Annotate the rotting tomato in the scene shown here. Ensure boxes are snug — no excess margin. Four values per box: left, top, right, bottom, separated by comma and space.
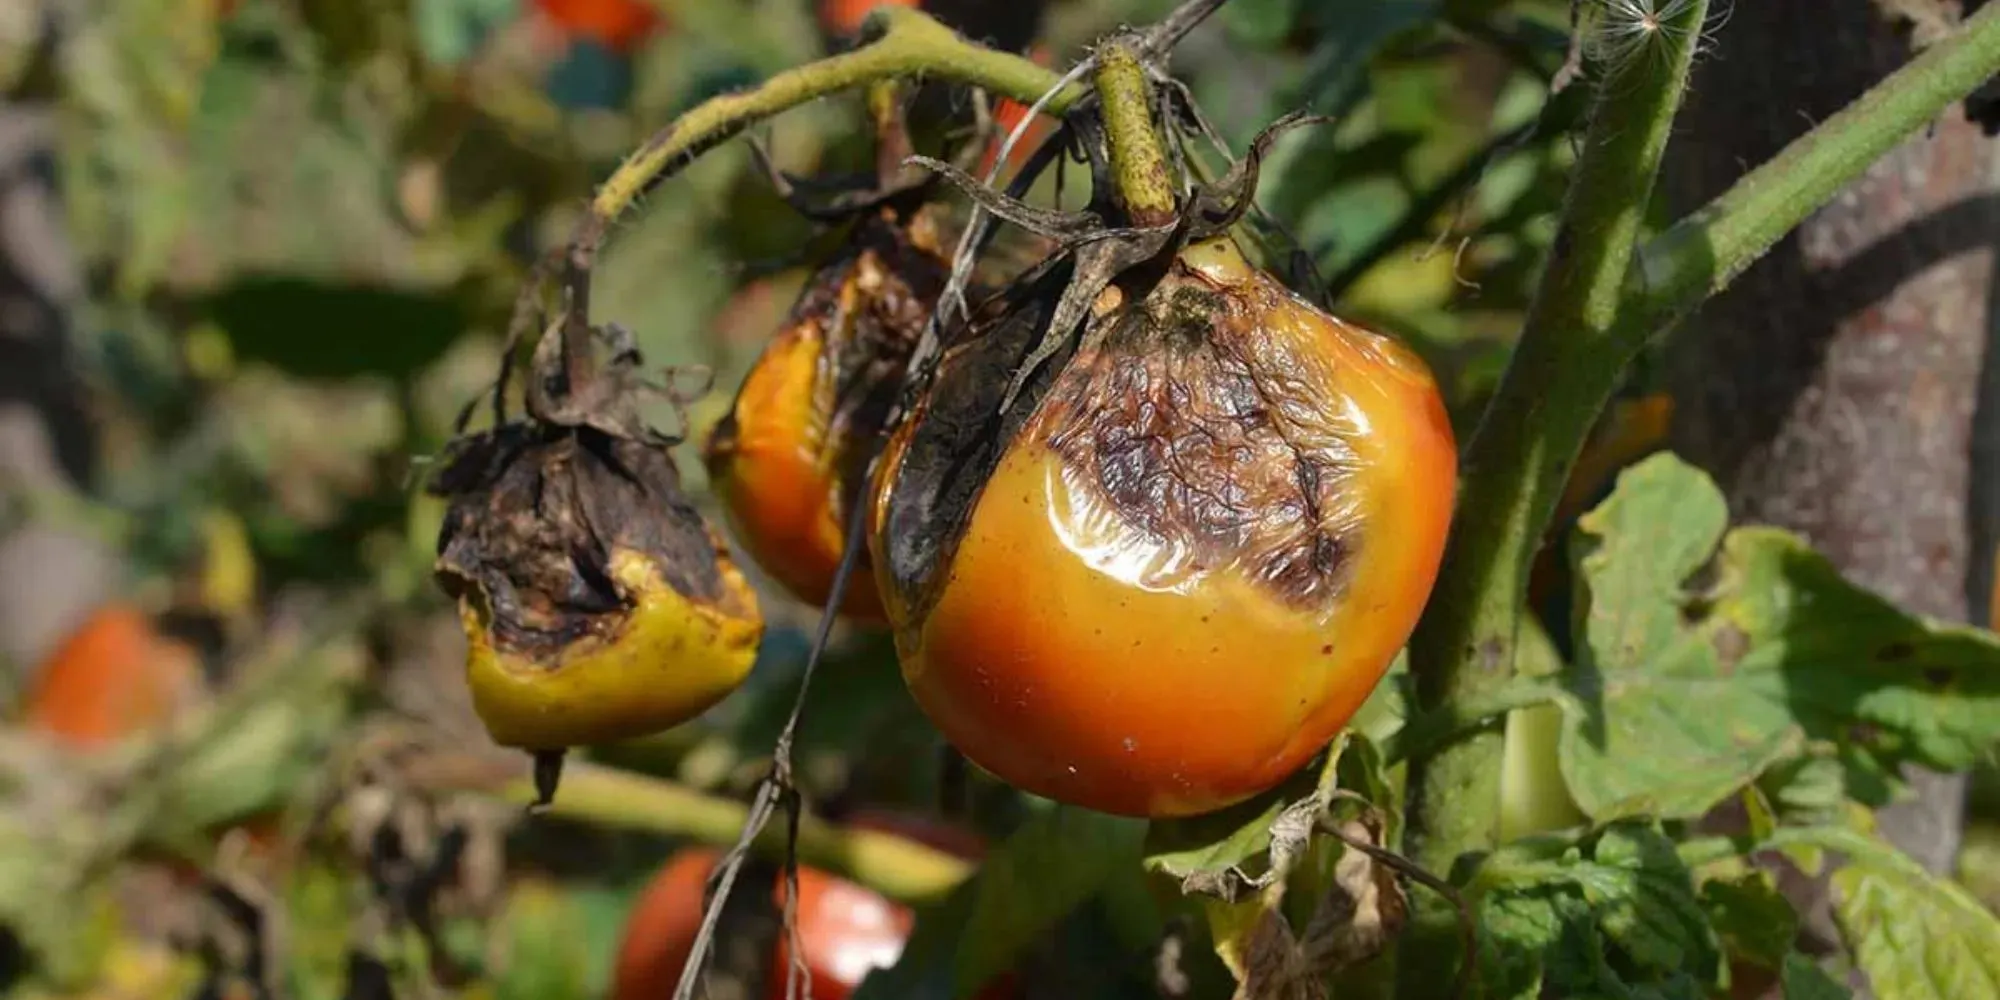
871, 236, 1457, 819
612, 844, 1018, 1000
22, 604, 204, 750
430, 325, 763, 795
702, 206, 951, 622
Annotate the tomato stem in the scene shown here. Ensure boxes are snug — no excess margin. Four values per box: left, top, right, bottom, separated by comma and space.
1092, 39, 1178, 228
1396, 1, 1712, 991
495, 761, 975, 903
1397, 3, 2000, 995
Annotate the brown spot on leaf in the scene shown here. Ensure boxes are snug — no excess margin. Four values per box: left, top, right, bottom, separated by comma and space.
1712, 623, 1750, 674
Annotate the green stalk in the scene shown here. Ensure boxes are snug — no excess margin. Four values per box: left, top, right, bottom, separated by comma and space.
589, 7, 1076, 223
1634, 2, 2000, 331
1396, 4, 1711, 992
1092, 39, 1178, 227
1396, 5, 2000, 993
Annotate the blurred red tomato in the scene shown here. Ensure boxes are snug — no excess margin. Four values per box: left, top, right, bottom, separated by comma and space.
534, 0, 663, 53
819, 0, 919, 39
614, 825, 1015, 1000
978, 45, 1057, 176
22, 604, 203, 749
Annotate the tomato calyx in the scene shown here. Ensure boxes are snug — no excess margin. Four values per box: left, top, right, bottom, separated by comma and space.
429, 320, 764, 800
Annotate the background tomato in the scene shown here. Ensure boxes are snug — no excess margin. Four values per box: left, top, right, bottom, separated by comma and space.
534, 0, 663, 53
21, 604, 204, 750
612, 847, 911, 1000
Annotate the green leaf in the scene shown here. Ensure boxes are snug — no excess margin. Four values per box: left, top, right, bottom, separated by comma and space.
1560, 453, 2000, 820
1828, 830, 2000, 1000
853, 808, 1147, 1000
1701, 871, 1798, 970
1782, 954, 1856, 1000
1466, 820, 1721, 1000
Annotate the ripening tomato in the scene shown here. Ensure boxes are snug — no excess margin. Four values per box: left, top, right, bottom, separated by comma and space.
704, 209, 950, 621
22, 604, 204, 749
871, 236, 1457, 818
818, 0, 919, 38
534, 0, 662, 53
612, 847, 971, 1000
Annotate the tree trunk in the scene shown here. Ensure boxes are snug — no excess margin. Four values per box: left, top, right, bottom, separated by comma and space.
1662, 0, 1999, 973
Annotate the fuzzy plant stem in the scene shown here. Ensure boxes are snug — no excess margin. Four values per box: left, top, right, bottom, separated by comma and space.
1395, 1, 1713, 992
1093, 38, 1178, 227
1396, 4, 2000, 993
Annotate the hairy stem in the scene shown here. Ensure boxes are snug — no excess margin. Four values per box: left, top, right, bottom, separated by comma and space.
1396, 3, 1712, 992
1634, 2, 2000, 333
495, 762, 975, 903
1093, 38, 1177, 227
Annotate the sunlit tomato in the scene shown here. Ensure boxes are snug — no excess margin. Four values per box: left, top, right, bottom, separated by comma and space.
534, 0, 662, 53
22, 604, 203, 749
818, 0, 919, 38
433, 424, 764, 752
704, 210, 950, 621
872, 237, 1457, 818
611, 848, 910, 1000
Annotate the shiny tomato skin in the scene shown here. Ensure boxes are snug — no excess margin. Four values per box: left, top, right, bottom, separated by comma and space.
23, 604, 202, 749
708, 324, 887, 622
612, 848, 910, 1000
873, 238, 1458, 818
534, 0, 661, 53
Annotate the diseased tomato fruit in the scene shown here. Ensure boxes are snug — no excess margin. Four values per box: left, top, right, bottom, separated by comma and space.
818, 0, 919, 38
703, 208, 951, 621
871, 236, 1457, 818
534, 0, 662, 53
430, 331, 763, 790
23, 604, 203, 749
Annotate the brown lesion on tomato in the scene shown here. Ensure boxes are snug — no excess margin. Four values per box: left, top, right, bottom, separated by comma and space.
1032, 264, 1365, 614
431, 424, 736, 662
704, 206, 951, 512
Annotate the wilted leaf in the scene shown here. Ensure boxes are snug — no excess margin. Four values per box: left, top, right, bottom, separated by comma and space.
1145, 740, 1347, 902
853, 808, 1147, 1000
1560, 454, 2000, 820
1465, 820, 1720, 1000
1826, 828, 2000, 1000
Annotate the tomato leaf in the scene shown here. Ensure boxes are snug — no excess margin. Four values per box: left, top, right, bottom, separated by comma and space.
1823, 828, 2000, 1000
1782, 954, 1857, 1000
852, 808, 1146, 1000
1559, 453, 2000, 820
1465, 820, 1721, 1000
1700, 871, 1798, 971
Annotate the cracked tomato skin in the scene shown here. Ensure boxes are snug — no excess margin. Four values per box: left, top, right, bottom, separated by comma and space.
872, 237, 1457, 818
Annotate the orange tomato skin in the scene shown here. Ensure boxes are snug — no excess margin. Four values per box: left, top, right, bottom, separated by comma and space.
534, 0, 662, 53
819, 0, 920, 37
978, 46, 1057, 177
612, 849, 910, 1000
23, 605, 202, 749
874, 239, 1458, 818
708, 323, 887, 622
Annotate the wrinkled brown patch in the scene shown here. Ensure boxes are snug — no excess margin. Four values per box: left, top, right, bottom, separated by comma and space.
1033, 262, 1362, 613
430, 424, 729, 662
876, 256, 1086, 617
706, 209, 950, 514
